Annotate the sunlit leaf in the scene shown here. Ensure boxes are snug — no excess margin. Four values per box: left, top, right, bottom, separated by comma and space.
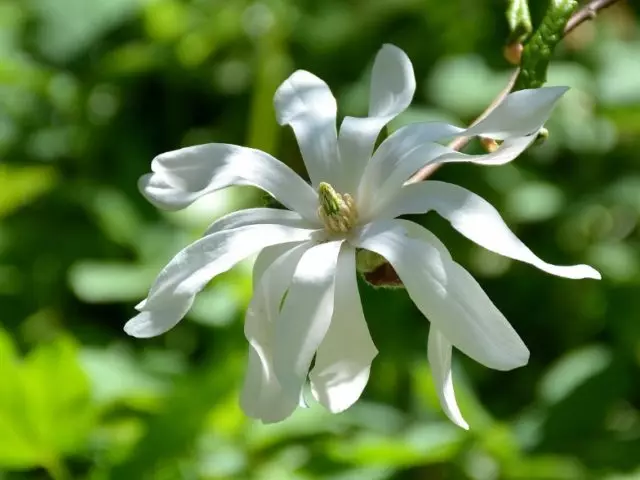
0, 165, 57, 218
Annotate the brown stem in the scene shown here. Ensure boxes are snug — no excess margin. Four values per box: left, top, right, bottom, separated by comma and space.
365, 0, 623, 287
564, 0, 621, 34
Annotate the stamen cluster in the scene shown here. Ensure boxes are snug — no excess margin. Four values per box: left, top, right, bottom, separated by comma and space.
317, 182, 359, 234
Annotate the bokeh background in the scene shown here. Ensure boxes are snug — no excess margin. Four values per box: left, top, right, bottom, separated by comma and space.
2, 0, 640, 478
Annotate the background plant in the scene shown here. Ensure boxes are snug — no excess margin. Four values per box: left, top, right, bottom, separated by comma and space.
1, 0, 640, 479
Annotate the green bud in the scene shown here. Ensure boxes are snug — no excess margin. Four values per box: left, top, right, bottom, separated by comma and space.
506, 0, 533, 44
513, 0, 578, 91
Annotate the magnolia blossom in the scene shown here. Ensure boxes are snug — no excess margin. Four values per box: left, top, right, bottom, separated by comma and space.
125, 44, 600, 428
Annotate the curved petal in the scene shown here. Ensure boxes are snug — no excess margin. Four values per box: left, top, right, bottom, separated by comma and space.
124, 224, 316, 338
428, 326, 469, 430
362, 133, 536, 219
377, 181, 601, 280
273, 70, 338, 187
337, 44, 416, 194
309, 244, 378, 413
204, 207, 319, 236
139, 144, 318, 222
358, 87, 568, 214
465, 87, 568, 140
357, 123, 457, 218
368, 44, 416, 119
241, 242, 314, 423
273, 240, 343, 400
353, 220, 529, 371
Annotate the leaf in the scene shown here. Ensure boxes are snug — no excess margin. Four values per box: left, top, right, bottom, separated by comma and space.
0, 165, 57, 218
0, 331, 42, 469
30, 0, 144, 61
108, 355, 241, 479
68, 262, 156, 303
325, 422, 465, 468
539, 345, 612, 405
0, 334, 95, 469
21, 337, 95, 456
505, 181, 565, 223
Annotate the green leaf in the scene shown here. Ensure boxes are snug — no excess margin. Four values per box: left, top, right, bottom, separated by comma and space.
21, 337, 95, 456
108, 355, 241, 479
0, 331, 42, 469
540, 345, 612, 405
68, 262, 156, 303
505, 181, 565, 223
325, 423, 465, 468
513, 0, 578, 90
0, 334, 94, 470
0, 165, 57, 218
30, 0, 144, 61
506, 0, 533, 43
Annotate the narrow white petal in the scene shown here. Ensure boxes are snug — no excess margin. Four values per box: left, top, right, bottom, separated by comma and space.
337, 44, 416, 194
273, 241, 343, 400
124, 224, 316, 338
354, 220, 529, 370
465, 87, 569, 140
428, 326, 469, 430
309, 244, 378, 413
368, 44, 416, 118
378, 181, 601, 280
357, 123, 458, 218
203, 208, 319, 237
359, 86, 568, 212
139, 144, 318, 222
337, 116, 388, 194
241, 242, 313, 423
273, 70, 338, 187
251, 243, 297, 288
364, 134, 536, 218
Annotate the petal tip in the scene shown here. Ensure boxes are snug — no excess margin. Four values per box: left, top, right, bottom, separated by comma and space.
273, 69, 329, 126
379, 43, 403, 56
584, 265, 602, 280
123, 316, 152, 339
457, 419, 470, 430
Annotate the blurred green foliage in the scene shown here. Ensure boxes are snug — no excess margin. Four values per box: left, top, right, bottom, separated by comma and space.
1, 0, 640, 479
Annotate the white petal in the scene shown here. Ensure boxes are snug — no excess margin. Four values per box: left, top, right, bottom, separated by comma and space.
309, 244, 378, 413
337, 44, 416, 194
273, 70, 338, 188
251, 243, 297, 287
428, 326, 469, 430
368, 44, 416, 118
124, 224, 316, 338
363, 133, 536, 219
357, 123, 458, 218
241, 242, 313, 423
354, 219, 529, 371
378, 181, 601, 280
465, 87, 568, 140
358, 86, 568, 213
203, 207, 319, 237
273, 241, 343, 399
139, 144, 318, 222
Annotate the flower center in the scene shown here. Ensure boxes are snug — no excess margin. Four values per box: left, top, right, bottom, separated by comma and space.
317, 182, 358, 234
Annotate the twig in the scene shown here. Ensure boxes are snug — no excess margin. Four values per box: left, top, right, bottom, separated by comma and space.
564, 0, 620, 34
406, 0, 622, 185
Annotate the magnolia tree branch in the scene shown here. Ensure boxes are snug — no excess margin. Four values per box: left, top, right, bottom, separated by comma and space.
365, 0, 623, 287
406, 0, 622, 185
565, 0, 621, 33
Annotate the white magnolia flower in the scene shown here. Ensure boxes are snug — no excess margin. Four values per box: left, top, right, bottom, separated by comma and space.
125, 44, 600, 428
